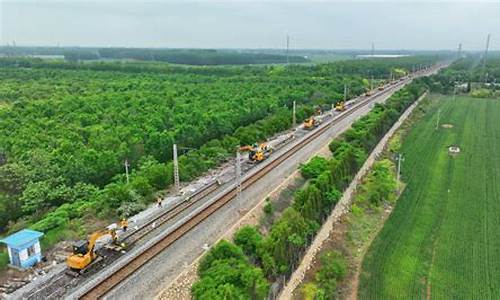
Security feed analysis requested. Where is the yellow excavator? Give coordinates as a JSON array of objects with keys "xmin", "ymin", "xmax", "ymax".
[
  {"xmin": 239, "ymin": 143, "xmax": 273, "ymax": 162},
  {"xmin": 303, "ymin": 116, "xmax": 322, "ymax": 130},
  {"xmin": 303, "ymin": 107, "xmax": 323, "ymax": 130},
  {"xmin": 66, "ymin": 227, "xmax": 124, "ymax": 275},
  {"xmin": 335, "ymin": 101, "xmax": 346, "ymax": 112}
]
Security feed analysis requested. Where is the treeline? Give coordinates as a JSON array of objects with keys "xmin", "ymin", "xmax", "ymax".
[
  {"xmin": 192, "ymin": 80, "xmax": 428, "ymax": 299},
  {"xmin": 95, "ymin": 48, "xmax": 309, "ymax": 65},
  {"xmin": 0, "ymin": 46, "xmax": 309, "ymax": 66}
]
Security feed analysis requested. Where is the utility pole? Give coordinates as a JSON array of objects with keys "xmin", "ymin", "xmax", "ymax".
[
  {"xmin": 235, "ymin": 150, "xmax": 242, "ymax": 201},
  {"xmin": 435, "ymin": 109, "xmax": 441, "ymax": 130},
  {"xmin": 396, "ymin": 153, "xmax": 404, "ymax": 182},
  {"xmin": 124, "ymin": 159, "xmax": 130, "ymax": 184},
  {"xmin": 482, "ymin": 34, "xmax": 491, "ymax": 84},
  {"xmin": 292, "ymin": 100, "xmax": 296, "ymax": 128},
  {"xmin": 173, "ymin": 144, "xmax": 180, "ymax": 193},
  {"xmin": 286, "ymin": 35, "xmax": 290, "ymax": 65}
]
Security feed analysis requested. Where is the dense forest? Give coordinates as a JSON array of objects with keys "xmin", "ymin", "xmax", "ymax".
[{"xmin": 0, "ymin": 56, "xmax": 440, "ymax": 253}]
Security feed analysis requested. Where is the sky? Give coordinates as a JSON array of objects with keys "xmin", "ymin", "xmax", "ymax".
[{"xmin": 0, "ymin": 0, "xmax": 498, "ymax": 51}]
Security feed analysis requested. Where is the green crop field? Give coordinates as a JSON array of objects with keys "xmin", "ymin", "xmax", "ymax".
[{"xmin": 359, "ymin": 95, "xmax": 500, "ymax": 299}]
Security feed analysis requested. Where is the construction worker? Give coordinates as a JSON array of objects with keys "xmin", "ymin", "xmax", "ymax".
[
  {"xmin": 120, "ymin": 218, "xmax": 128, "ymax": 232},
  {"xmin": 157, "ymin": 196, "xmax": 162, "ymax": 208}
]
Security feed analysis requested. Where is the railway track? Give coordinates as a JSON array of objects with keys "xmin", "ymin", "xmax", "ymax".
[{"xmin": 76, "ymin": 76, "xmax": 418, "ymax": 299}]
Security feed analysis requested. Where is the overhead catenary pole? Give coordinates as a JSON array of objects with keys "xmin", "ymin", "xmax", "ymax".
[
  {"xmin": 235, "ymin": 150, "xmax": 242, "ymax": 201},
  {"xmin": 292, "ymin": 100, "xmax": 296, "ymax": 128},
  {"xmin": 124, "ymin": 159, "xmax": 130, "ymax": 184},
  {"xmin": 344, "ymin": 83, "xmax": 348, "ymax": 102},
  {"xmin": 173, "ymin": 144, "xmax": 180, "ymax": 193}
]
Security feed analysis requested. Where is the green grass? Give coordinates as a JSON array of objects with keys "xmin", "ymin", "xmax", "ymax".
[{"xmin": 359, "ymin": 95, "xmax": 500, "ymax": 299}]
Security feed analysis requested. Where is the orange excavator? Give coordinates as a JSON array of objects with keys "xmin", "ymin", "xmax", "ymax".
[
  {"xmin": 239, "ymin": 143, "xmax": 273, "ymax": 162},
  {"xmin": 66, "ymin": 227, "xmax": 124, "ymax": 276}
]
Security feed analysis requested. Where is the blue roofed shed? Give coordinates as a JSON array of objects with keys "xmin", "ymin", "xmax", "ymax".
[{"xmin": 0, "ymin": 229, "xmax": 44, "ymax": 269}]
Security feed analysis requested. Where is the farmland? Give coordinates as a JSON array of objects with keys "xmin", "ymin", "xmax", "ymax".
[{"xmin": 359, "ymin": 95, "xmax": 500, "ymax": 298}]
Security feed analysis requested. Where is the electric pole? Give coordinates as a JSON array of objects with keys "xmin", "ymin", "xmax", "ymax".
[
  {"xmin": 124, "ymin": 159, "xmax": 130, "ymax": 184},
  {"xmin": 292, "ymin": 100, "xmax": 296, "ymax": 128},
  {"xmin": 235, "ymin": 150, "xmax": 242, "ymax": 201},
  {"xmin": 482, "ymin": 34, "xmax": 491, "ymax": 84},
  {"xmin": 396, "ymin": 153, "xmax": 404, "ymax": 182},
  {"xmin": 435, "ymin": 109, "xmax": 441, "ymax": 130},
  {"xmin": 173, "ymin": 144, "xmax": 180, "ymax": 193}
]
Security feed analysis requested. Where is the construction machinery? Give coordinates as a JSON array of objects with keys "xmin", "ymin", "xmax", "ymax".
[
  {"xmin": 303, "ymin": 107, "xmax": 323, "ymax": 130},
  {"xmin": 239, "ymin": 143, "xmax": 273, "ymax": 162},
  {"xmin": 335, "ymin": 101, "xmax": 346, "ymax": 112},
  {"xmin": 66, "ymin": 227, "xmax": 124, "ymax": 275},
  {"xmin": 303, "ymin": 116, "xmax": 322, "ymax": 130}
]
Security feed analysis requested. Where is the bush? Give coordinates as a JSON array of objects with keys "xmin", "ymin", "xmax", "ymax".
[
  {"xmin": 315, "ymin": 250, "xmax": 347, "ymax": 297},
  {"xmin": 234, "ymin": 226, "xmax": 263, "ymax": 259},
  {"xmin": 300, "ymin": 156, "xmax": 330, "ymax": 179}
]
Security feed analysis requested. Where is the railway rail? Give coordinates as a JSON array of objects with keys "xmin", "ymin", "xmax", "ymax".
[{"xmin": 76, "ymin": 75, "xmax": 419, "ymax": 299}]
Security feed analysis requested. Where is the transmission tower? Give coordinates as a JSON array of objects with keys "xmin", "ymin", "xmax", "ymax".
[
  {"xmin": 173, "ymin": 144, "xmax": 180, "ymax": 193},
  {"xmin": 371, "ymin": 42, "xmax": 375, "ymax": 57},
  {"xmin": 286, "ymin": 35, "xmax": 290, "ymax": 65},
  {"xmin": 457, "ymin": 43, "xmax": 462, "ymax": 59},
  {"xmin": 482, "ymin": 34, "xmax": 491, "ymax": 84}
]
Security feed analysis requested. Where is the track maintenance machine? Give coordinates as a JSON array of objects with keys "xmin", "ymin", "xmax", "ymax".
[{"xmin": 239, "ymin": 143, "xmax": 273, "ymax": 162}]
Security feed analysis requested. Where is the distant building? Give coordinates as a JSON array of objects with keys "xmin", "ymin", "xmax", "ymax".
[{"xmin": 0, "ymin": 229, "xmax": 44, "ymax": 269}]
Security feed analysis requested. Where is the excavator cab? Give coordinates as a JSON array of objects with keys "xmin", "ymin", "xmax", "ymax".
[
  {"xmin": 72, "ymin": 240, "xmax": 89, "ymax": 256},
  {"xmin": 335, "ymin": 101, "xmax": 345, "ymax": 112}
]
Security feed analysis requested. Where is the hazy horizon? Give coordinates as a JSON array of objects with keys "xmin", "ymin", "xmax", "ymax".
[{"xmin": 1, "ymin": 0, "xmax": 498, "ymax": 51}]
